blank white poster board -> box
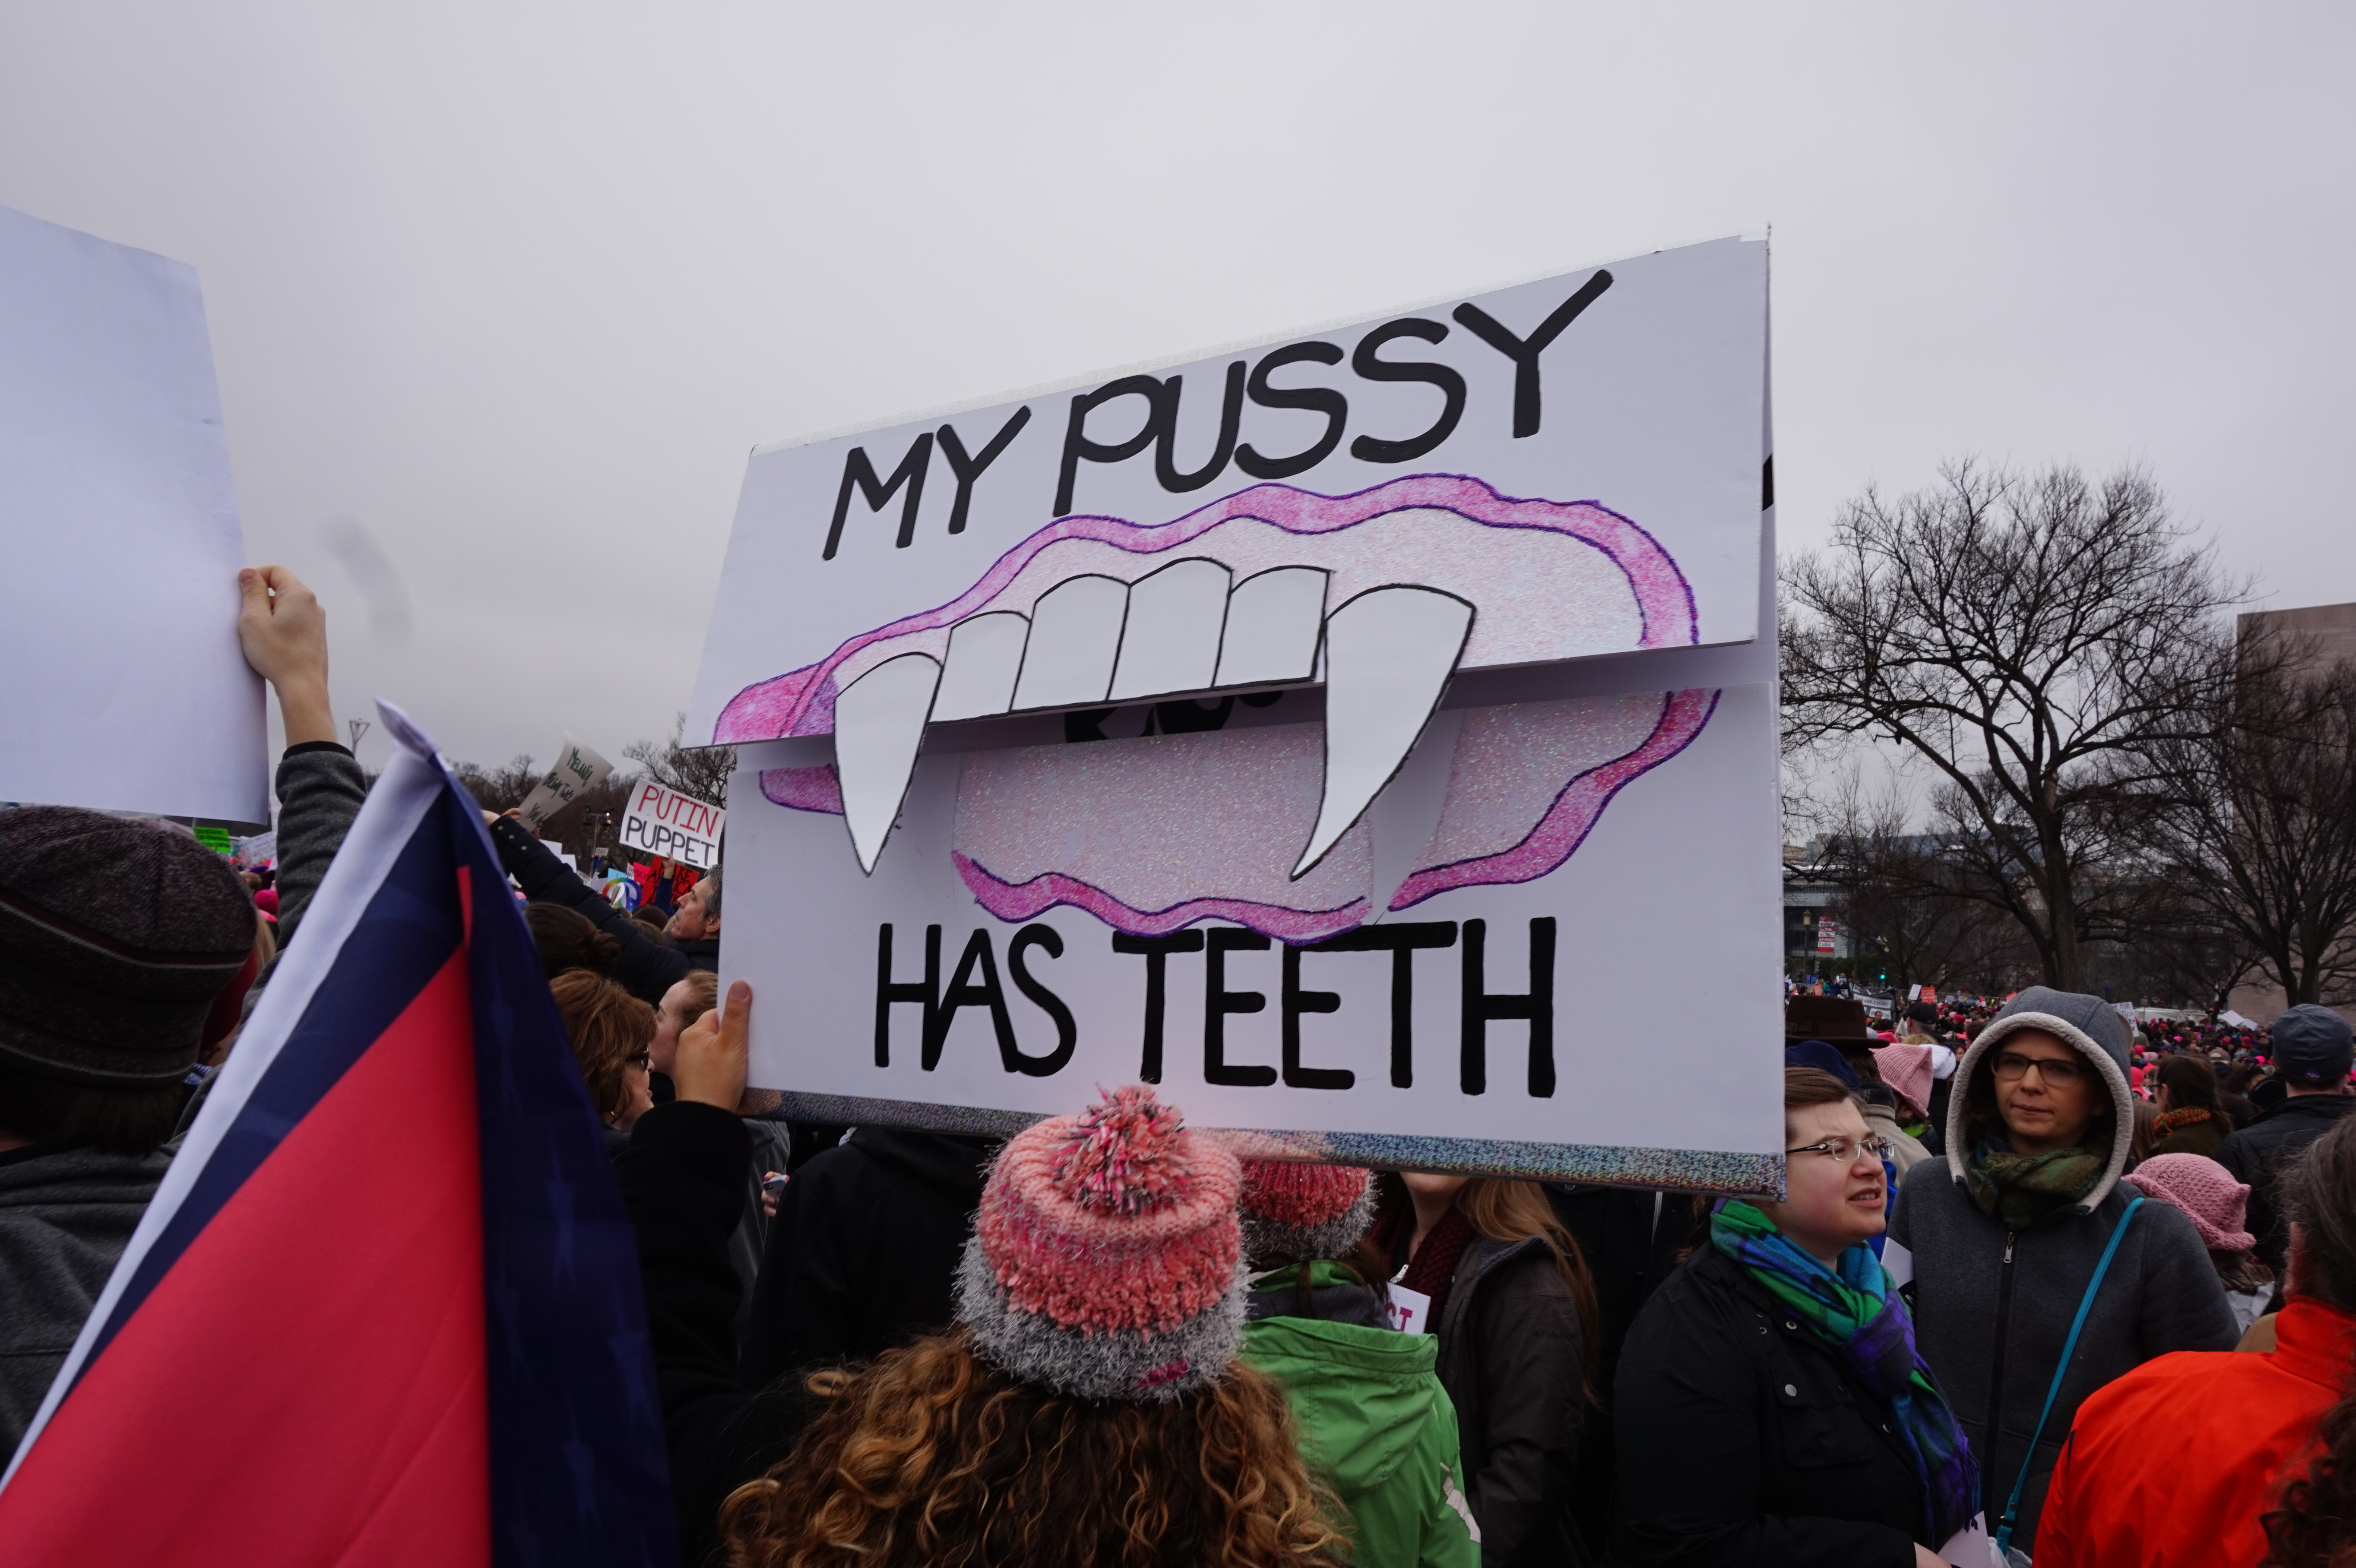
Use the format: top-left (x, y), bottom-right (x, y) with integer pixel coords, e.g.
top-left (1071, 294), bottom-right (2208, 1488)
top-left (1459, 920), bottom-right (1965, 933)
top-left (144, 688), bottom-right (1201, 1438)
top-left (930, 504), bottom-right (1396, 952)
top-left (0, 205), bottom-right (266, 824)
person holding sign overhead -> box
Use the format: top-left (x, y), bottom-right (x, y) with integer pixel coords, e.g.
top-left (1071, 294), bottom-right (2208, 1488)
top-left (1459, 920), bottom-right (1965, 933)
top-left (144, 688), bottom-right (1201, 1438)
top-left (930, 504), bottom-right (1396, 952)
top-left (486, 818), bottom-right (714, 1005)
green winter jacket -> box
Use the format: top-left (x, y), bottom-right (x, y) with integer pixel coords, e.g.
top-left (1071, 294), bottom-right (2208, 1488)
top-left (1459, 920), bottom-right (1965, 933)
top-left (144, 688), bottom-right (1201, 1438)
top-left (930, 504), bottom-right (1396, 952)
top-left (1241, 1264), bottom-right (1481, 1568)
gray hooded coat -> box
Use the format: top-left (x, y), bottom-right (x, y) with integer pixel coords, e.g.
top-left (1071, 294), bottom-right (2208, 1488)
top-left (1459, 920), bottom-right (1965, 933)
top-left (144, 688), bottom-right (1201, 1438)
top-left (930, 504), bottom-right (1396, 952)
top-left (1886, 986), bottom-right (2237, 1554)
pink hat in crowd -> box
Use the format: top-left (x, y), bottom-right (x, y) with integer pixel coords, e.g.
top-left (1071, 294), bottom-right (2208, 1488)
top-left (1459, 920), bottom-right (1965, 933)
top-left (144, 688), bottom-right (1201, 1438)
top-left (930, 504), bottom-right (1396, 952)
top-left (1238, 1159), bottom-right (1375, 1263)
top-left (1871, 1043), bottom-right (1935, 1115)
top-left (2122, 1153), bottom-right (2256, 1254)
top-left (958, 1084), bottom-right (1245, 1402)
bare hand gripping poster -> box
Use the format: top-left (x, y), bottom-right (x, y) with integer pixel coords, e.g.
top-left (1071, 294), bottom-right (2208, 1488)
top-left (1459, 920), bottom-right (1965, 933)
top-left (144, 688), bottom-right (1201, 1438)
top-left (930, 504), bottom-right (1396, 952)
top-left (690, 236), bottom-right (1785, 1191)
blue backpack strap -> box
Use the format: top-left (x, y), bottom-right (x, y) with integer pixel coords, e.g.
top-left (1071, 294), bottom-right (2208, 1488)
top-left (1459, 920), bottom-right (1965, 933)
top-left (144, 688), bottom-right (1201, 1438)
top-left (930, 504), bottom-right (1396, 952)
top-left (1994, 1195), bottom-right (2145, 1553)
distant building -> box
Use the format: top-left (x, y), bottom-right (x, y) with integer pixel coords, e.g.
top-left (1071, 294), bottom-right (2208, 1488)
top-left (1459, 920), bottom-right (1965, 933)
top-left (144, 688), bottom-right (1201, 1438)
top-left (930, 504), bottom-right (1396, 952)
top-left (1783, 843), bottom-right (1847, 965)
top-left (2228, 601), bottom-right (2356, 1027)
top-left (2240, 601), bottom-right (2356, 667)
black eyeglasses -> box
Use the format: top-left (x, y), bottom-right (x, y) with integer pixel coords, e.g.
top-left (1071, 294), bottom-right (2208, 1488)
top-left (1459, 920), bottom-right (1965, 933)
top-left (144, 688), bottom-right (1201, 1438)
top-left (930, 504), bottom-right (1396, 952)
top-left (1990, 1052), bottom-right (2084, 1085)
top-left (1786, 1134), bottom-right (1892, 1163)
top-left (627, 1050), bottom-right (652, 1070)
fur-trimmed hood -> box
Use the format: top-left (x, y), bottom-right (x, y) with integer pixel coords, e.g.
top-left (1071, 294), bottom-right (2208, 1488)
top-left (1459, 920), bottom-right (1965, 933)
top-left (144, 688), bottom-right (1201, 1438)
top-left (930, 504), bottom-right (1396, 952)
top-left (1944, 985), bottom-right (2137, 1211)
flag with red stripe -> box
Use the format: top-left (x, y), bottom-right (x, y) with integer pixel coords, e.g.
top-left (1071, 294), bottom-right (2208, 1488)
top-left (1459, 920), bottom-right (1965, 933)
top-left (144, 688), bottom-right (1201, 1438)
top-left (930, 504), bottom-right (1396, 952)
top-left (0, 702), bottom-right (677, 1566)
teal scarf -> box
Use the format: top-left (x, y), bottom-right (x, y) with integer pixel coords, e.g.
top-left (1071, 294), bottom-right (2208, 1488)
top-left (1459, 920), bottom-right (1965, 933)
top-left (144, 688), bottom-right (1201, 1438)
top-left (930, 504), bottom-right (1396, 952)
top-left (1712, 1201), bottom-right (1979, 1544)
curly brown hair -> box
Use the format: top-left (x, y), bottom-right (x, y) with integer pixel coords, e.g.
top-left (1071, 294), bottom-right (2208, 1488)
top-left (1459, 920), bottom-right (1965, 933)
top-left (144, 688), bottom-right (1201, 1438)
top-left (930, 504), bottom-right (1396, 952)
top-left (717, 1329), bottom-right (1346, 1568)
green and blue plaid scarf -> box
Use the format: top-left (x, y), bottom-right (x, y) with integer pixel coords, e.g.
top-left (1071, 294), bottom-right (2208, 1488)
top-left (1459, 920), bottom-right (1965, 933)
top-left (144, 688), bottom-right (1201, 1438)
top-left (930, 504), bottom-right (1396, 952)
top-left (1712, 1200), bottom-right (1979, 1545)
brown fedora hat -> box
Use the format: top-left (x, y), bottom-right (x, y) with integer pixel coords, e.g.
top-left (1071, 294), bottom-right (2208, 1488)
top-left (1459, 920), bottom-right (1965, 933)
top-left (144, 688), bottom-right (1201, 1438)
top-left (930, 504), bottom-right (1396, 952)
top-left (1784, 996), bottom-right (1875, 1044)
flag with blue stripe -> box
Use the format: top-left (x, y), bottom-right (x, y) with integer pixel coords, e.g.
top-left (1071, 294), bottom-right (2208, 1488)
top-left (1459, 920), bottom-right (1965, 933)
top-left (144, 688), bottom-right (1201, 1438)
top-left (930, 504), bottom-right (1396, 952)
top-left (0, 702), bottom-right (677, 1567)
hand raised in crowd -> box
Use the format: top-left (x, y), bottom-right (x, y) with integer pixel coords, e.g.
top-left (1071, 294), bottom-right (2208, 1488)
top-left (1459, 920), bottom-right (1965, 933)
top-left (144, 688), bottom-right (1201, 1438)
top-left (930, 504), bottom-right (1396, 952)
top-left (236, 565), bottom-right (336, 746)
top-left (673, 980), bottom-right (750, 1111)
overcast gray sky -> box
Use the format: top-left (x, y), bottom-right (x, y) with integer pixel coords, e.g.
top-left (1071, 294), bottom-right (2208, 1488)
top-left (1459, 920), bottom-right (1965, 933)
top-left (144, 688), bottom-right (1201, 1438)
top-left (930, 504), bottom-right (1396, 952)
top-left (4, 2), bottom-right (2349, 771)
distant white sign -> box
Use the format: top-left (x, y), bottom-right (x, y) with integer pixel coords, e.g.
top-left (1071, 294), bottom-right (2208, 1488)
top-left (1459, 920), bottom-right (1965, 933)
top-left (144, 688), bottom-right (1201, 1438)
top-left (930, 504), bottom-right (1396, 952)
top-left (620, 779), bottom-right (724, 869)
top-left (513, 735), bottom-right (611, 832)
top-left (0, 204), bottom-right (267, 822)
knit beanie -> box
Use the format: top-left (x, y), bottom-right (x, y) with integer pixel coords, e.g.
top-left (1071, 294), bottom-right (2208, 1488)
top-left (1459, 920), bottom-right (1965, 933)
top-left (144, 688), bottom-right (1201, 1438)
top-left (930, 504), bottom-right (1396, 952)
top-left (0, 807), bottom-right (257, 1087)
top-left (1238, 1160), bottom-right (1374, 1264)
top-left (957, 1084), bottom-right (1246, 1402)
top-left (2122, 1153), bottom-right (2256, 1253)
top-left (1870, 1043), bottom-right (1935, 1115)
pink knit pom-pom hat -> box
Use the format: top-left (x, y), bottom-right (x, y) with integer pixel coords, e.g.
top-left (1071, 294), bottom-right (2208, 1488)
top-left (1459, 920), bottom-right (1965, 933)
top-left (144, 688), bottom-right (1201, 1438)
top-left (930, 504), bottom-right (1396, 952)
top-left (1237, 1160), bottom-right (1375, 1264)
top-left (956, 1084), bottom-right (1246, 1402)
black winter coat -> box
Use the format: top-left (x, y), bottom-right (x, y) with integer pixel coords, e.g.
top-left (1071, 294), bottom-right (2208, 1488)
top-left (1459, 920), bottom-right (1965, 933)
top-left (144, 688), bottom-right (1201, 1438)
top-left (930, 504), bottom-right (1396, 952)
top-left (1434, 1234), bottom-right (1590, 1567)
top-left (1547, 1185), bottom-right (1698, 1554)
top-left (2218, 1094), bottom-right (2356, 1273)
top-left (738, 1126), bottom-right (998, 1390)
top-left (614, 1101), bottom-right (809, 1567)
top-left (1613, 1245), bottom-right (1923, 1568)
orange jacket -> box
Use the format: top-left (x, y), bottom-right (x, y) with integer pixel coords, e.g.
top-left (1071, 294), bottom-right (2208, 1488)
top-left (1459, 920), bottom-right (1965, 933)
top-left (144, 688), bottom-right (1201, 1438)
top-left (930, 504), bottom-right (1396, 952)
top-left (2037, 1298), bottom-right (2356, 1568)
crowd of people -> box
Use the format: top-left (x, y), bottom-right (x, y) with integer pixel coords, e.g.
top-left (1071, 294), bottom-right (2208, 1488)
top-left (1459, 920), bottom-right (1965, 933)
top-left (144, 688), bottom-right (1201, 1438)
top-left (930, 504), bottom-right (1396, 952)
top-left (4, 563), bottom-right (2356, 1566)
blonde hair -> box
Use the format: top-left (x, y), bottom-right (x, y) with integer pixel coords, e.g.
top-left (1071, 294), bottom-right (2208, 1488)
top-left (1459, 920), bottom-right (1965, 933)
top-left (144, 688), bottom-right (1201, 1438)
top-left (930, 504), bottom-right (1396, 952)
top-left (675, 968), bottom-right (721, 1029)
top-left (717, 1330), bottom-right (1344, 1568)
top-left (1456, 1179), bottom-right (1603, 1398)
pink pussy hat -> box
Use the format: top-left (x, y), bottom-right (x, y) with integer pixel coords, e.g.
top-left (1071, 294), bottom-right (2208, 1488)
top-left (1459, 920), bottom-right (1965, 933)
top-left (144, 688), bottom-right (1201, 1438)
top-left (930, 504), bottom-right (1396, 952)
top-left (1870, 1043), bottom-right (1935, 1114)
top-left (957, 1084), bottom-right (1246, 1402)
top-left (2123, 1153), bottom-right (2256, 1253)
top-left (1238, 1160), bottom-right (1375, 1264)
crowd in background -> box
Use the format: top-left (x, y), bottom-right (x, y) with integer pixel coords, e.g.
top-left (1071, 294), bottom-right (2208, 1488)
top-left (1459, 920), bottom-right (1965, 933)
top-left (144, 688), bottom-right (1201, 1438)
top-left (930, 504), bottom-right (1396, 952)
top-left (5, 564), bottom-right (2356, 1568)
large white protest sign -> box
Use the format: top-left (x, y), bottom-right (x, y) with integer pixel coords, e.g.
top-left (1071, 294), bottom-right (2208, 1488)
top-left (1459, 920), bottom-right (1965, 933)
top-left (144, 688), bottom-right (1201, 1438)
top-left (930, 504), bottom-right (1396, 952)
top-left (620, 779), bottom-right (724, 869)
top-left (697, 237), bottom-right (1783, 1189)
top-left (512, 735), bottom-right (612, 832)
top-left (0, 205), bottom-right (267, 823)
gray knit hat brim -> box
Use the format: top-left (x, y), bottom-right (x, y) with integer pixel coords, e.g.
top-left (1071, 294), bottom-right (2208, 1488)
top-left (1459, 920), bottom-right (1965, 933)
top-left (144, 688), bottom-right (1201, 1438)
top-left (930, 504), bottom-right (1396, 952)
top-left (1240, 1181), bottom-right (1378, 1267)
top-left (955, 1236), bottom-right (1249, 1403)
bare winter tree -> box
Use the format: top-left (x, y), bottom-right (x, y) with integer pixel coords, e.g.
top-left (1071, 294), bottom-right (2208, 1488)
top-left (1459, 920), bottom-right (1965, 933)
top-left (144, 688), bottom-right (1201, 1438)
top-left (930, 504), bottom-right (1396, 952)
top-left (2139, 629), bottom-right (2356, 1005)
top-left (1808, 775), bottom-right (2038, 997)
top-left (624, 714), bottom-right (737, 808)
top-left (450, 752), bottom-right (642, 869)
top-left (1782, 461), bottom-right (2249, 990)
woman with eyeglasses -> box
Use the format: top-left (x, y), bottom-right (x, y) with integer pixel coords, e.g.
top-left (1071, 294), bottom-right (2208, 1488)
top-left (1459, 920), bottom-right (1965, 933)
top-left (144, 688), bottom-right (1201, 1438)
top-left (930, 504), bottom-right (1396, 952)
top-left (1885, 987), bottom-right (2237, 1559)
top-left (550, 969), bottom-right (658, 1153)
top-left (1614, 1068), bottom-right (1977, 1568)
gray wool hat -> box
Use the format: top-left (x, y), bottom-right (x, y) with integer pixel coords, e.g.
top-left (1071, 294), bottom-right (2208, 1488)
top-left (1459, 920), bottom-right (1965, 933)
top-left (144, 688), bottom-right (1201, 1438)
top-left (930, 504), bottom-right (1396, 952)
top-left (2271, 1005), bottom-right (2355, 1086)
top-left (0, 807), bottom-right (258, 1087)
top-left (1946, 985), bottom-right (2138, 1212)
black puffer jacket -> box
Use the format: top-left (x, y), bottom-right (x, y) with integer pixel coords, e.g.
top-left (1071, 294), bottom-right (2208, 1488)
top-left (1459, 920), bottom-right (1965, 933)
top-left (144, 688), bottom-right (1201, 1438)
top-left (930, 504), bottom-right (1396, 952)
top-left (738, 1126), bottom-right (998, 1390)
top-left (1548, 1184), bottom-right (1699, 1553)
top-left (615, 1101), bottom-right (810, 1567)
top-left (2218, 1094), bottom-right (2356, 1273)
top-left (1434, 1233), bottom-right (1589, 1567)
top-left (1613, 1244), bottom-right (1923, 1568)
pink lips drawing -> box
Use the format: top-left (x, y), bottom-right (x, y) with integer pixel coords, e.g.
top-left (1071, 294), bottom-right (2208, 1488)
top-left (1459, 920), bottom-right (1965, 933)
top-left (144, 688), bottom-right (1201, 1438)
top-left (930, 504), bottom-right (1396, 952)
top-left (738, 474), bottom-right (1718, 940)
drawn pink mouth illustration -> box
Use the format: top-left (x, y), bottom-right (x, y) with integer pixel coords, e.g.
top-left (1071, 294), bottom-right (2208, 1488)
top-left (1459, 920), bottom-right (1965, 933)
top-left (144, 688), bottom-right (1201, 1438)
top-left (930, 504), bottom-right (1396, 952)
top-left (742, 474), bottom-right (1717, 939)
top-left (721, 474), bottom-right (1701, 881)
